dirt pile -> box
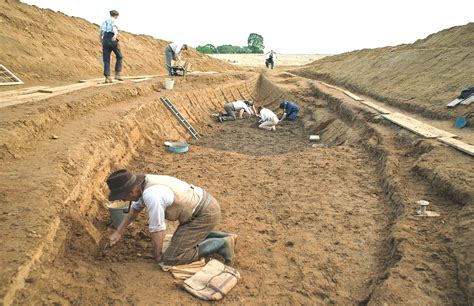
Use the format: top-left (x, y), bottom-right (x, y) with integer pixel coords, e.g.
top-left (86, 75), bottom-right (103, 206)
top-left (0, 1), bottom-right (236, 86)
top-left (292, 23), bottom-right (474, 119)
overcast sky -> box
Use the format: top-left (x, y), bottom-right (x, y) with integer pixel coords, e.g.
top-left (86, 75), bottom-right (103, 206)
top-left (22, 0), bottom-right (473, 54)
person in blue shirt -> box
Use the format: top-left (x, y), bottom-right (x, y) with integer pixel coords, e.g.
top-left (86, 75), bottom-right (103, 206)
top-left (99, 10), bottom-right (123, 83)
top-left (279, 100), bottom-right (300, 121)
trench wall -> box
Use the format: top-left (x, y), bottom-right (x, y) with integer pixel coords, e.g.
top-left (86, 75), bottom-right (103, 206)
top-left (2, 74), bottom-right (263, 304)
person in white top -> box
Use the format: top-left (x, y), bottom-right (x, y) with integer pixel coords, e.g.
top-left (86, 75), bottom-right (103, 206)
top-left (106, 169), bottom-right (237, 266)
top-left (265, 50), bottom-right (277, 69)
top-left (99, 10), bottom-right (123, 83)
top-left (218, 99), bottom-right (257, 122)
top-left (165, 43), bottom-right (188, 75)
top-left (257, 106), bottom-right (279, 131)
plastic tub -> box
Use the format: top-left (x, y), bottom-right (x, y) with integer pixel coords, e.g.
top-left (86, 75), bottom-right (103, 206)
top-left (454, 117), bottom-right (468, 129)
top-left (165, 141), bottom-right (189, 153)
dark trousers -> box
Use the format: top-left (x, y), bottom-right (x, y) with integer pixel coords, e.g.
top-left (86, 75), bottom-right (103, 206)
top-left (287, 108), bottom-right (299, 120)
top-left (102, 32), bottom-right (123, 77)
top-left (165, 45), bottom-right (174, 75)
top-left (163, 191), bottom-right (221, 265)
top-left (220, 103), bottom-right (237, 121)
top-left (265, 58), bottom-right (274, 69)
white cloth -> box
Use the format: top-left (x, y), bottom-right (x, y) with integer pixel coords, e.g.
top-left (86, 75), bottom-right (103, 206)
top-left (259, 108), bottom-right (278, 122)
top-left (131, 185), bottom-right (174, 232)
top-left (232, 100), bottom-right (253, 115)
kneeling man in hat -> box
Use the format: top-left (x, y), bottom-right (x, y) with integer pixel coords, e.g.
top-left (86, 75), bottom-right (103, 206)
top-left (106, 169), bottom-right (236, 266)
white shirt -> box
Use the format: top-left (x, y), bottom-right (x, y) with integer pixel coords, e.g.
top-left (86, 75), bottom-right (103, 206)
top-left (260, 108), bottom-right (278, 122)
top-left (266, 51), bottom-right (276, 60)
top-left (232, 100), bottom-right (254, 115)
top-left (99, 17), bottom-right (118, 36)
top-left (131, 185), bottom-right (174, 232)
top-left (169, 43), bottom-right (185, 56)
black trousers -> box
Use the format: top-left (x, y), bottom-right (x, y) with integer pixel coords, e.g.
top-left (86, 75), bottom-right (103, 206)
top-left (265, 58), bottom-right (274, 69)
top-left (102, 32), bottom-right (123, 77)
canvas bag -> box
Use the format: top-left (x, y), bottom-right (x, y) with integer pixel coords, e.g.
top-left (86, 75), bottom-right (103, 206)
top-left (183, 259), bottom-right (241, 301)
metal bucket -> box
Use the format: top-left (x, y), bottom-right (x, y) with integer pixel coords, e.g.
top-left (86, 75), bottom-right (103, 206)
top-left (107, 202), bottom-right (130, 228)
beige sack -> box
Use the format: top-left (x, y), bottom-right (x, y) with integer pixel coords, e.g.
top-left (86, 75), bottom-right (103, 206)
top-left (183, 259), bottom-right (241, 301)
top-left (160, 258), bottom-right (206, 280)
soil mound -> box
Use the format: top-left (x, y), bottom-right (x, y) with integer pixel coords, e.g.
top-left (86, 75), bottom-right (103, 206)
top-left (0, 1), bottom-right (236, 86)
top-left (292, 23), bottom-right (474, 119)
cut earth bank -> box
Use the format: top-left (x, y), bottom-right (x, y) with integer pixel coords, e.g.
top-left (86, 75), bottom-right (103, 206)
top-left (1, 70), bottom-right (472, 305)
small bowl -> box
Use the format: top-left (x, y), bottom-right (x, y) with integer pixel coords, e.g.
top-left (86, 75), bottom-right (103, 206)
top-left (165, 141), bottom-right (189, 153)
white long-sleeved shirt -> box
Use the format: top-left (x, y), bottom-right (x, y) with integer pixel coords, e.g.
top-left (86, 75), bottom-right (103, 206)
top-left (233, 100), bottom-right (254, 115)
top-left (259, 108), bottom-right (278, 122)
top-left (131, 185), bottom-right (174, 232)
top-left (169, 43), bottom-right (185, 59)
top-left (266, 51), bottom-right (276, 60)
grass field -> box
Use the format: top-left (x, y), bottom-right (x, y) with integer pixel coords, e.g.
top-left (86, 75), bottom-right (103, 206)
top-left (209, 53), bottom-right (328, 67)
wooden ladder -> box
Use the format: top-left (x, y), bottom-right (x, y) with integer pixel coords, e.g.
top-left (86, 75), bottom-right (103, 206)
top-left (160, 96), bottom-right (201, 139)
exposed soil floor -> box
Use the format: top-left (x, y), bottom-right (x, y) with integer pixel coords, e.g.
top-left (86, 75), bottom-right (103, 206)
top-left (1, 70), bottom-right (472, 305)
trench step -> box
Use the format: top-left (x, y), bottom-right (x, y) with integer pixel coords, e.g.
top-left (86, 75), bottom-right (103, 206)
top-left (160, 96), bottom-right (201, 139)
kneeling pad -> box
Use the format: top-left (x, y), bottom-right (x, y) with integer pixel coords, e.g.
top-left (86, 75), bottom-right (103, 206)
top-left (183, 259), bottom-right (241, 300)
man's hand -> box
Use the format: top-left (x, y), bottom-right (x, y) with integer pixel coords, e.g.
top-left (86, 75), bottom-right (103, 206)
top-left (110, 231), bottom-right (122, 246)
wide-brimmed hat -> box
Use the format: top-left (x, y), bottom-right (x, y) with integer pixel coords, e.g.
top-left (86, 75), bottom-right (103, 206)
top-left (106, 169), bottom-right (145, 201)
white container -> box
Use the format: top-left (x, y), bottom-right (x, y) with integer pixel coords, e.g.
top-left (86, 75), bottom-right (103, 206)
top-left (164, 78), bottom-right (175, 90)
top-left (309, 135), bottom-right (320, 141)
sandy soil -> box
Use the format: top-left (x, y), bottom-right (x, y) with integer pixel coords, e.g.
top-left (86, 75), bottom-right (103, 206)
top-left (209, 53), bottom-right (327, 68)
top-left (292, 23), bottom-right (474, 120)
top-left (1, 71), bottom-right (471, 305)
top-left (0, 1), bottom-right (236, 87)
top-left (0, 2), bottom-right (472, 306)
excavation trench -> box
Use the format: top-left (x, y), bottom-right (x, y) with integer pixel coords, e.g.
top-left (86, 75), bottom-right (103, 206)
top-left (6, 73), bottom-right (470, 305)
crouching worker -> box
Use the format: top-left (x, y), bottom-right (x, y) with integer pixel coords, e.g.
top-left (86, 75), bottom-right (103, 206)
top-left (165, 43), bottom-right (188, 76)
top-left (258, 106), bottom-right (279, 131)
top-left (279, 100), bottom-right (300, 121)
top-left (107, 169), bottom-right (236, 266)
top-left (218, 99), bottom-right (257, 122)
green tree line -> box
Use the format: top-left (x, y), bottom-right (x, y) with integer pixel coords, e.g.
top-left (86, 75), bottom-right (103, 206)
top-left (196, 33), bottom-right (264, 54)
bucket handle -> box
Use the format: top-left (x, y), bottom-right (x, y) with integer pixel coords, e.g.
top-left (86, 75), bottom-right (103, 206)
top-left (123, 201), bottom-right (132, 214)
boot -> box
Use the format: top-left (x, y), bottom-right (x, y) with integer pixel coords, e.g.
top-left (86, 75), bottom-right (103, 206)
top-left (220, 236), bottom-right (236, 266)
top-left (115, 73), bottom-right (124, 81)
top-left (198, 237), bottom-right (236, 266)
top-left (104, 76), bottom-right (113, 84)
top-left (198, 238), bottom-right (225, 258)
top-left (205, 231), bottom-right (238, 247)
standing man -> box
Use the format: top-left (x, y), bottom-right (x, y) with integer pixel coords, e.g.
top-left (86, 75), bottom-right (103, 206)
top-left (218, 100), bottom-right (257, 122)
top-left (265, 50), bottom-right (277, 69)
top-left (107, 169), bottom-right (237, 266)
top-left (279, 100), bottom-right (300, 121)
top-left (165, 43), bottom-right (188, 75)
top-left (99, 10), bottom-right (123, 83)
top-left (257, 106), bottom-right (279, 131)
